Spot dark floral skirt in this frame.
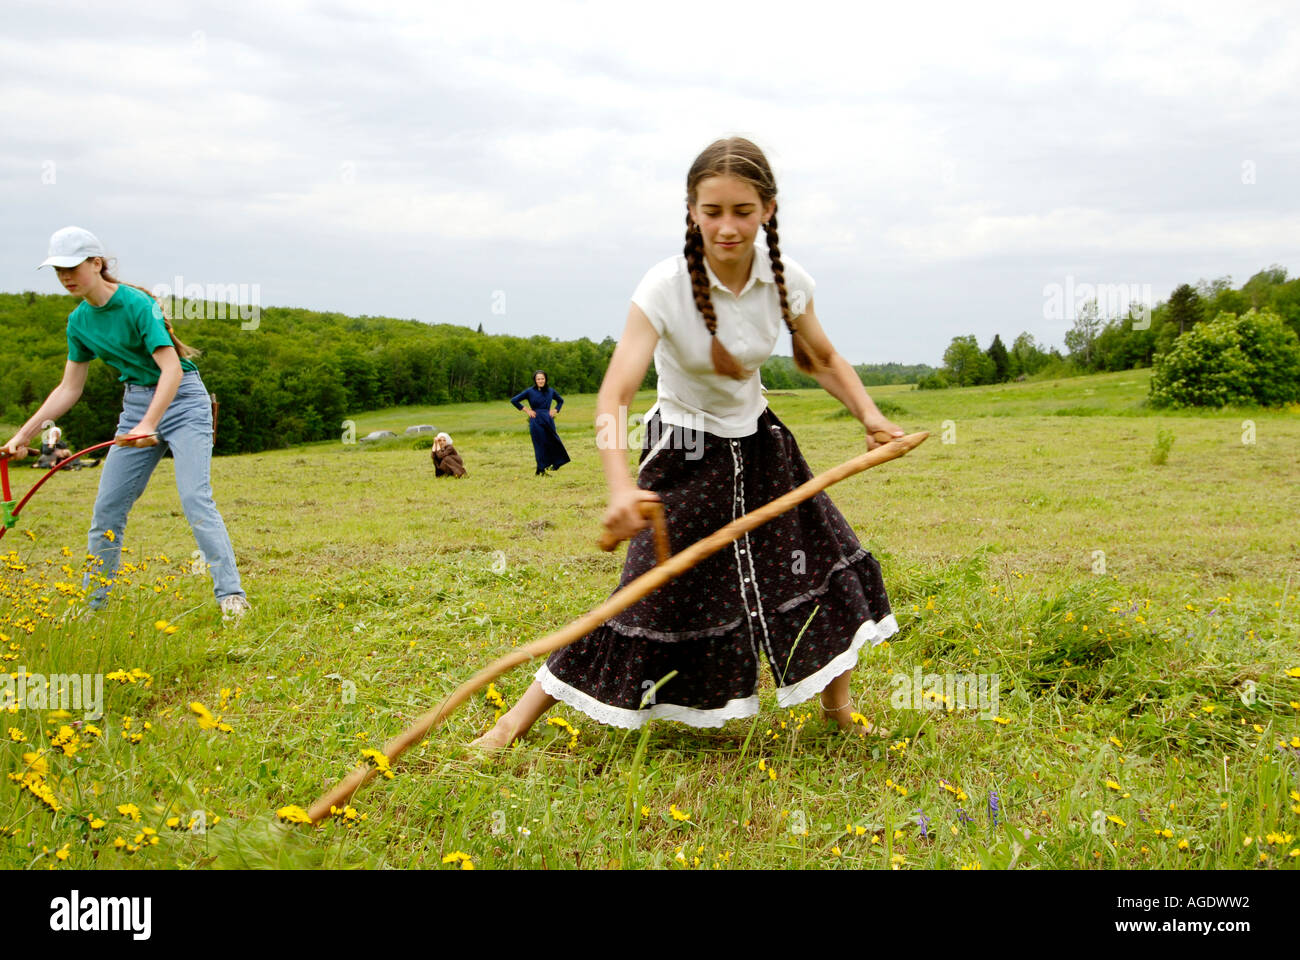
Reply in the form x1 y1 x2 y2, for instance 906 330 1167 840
536 408 896 728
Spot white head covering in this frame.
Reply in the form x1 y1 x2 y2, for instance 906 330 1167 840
40 226 106 268
435 432 452 445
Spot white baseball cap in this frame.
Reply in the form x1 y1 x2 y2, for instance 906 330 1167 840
39 226 105 269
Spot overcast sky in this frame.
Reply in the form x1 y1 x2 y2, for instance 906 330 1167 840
2 0 1296 366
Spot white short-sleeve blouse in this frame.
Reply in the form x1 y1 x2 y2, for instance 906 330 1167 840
631 245 815 438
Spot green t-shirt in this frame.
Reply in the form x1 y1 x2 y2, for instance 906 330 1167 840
66 284 199 385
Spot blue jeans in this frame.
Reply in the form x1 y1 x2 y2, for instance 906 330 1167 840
84 370 245 606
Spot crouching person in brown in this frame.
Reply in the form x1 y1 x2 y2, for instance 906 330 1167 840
432 432 466 478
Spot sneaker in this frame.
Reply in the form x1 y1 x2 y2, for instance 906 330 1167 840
219 594 252 623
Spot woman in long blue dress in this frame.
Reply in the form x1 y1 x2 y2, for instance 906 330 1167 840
510 371 571 476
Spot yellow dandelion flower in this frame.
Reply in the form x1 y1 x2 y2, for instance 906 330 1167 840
275 805 313 825
117 803 141 821
360 748 395 779
669 804 691 822
1107 815 1126 827
21 751 49 776
442 851 474 869
50 725 80 756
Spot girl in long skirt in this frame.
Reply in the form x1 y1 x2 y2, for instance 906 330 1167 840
474 138 903 746
1 227 250 621
510 371 571 475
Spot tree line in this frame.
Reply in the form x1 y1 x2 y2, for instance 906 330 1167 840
919 266 1300 392
0 292 935 454
0 294 622 454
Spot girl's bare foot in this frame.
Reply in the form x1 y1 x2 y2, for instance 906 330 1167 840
469 717 520 750
822 703 891 738
469 682 557 751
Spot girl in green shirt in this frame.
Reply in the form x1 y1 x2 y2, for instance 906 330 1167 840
2 227 250 622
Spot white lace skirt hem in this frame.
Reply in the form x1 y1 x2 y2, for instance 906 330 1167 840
536 611 899 728
536 664 760 730
774 613 899 709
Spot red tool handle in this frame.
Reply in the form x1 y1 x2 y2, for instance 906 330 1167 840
0 435 156 540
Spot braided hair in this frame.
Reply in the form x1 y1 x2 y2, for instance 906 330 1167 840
684 137 827 378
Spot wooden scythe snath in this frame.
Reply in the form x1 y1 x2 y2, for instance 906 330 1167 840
306 431 929 823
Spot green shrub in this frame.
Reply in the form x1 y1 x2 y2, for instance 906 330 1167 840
916 371 951 391
1150 428 1175 465
1148 308 1300 408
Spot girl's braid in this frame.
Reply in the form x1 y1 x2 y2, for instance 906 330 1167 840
684 212 748 378
684 212 717 336
764 213 817 372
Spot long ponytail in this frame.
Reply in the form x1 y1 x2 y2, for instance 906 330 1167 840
99 261 201 360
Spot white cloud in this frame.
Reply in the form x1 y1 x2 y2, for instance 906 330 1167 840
1 0 1297 365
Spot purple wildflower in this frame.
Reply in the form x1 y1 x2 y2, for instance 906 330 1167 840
915 809 930 838
988 790 1001 827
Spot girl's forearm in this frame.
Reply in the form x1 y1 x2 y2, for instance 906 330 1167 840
812 352 883 425
16 386 82 445
137 366 182 428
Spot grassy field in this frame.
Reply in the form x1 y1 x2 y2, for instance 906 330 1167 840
2 368 1298 869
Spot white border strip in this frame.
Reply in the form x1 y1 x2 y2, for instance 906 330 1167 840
537 664 759 730
774 613 900 709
